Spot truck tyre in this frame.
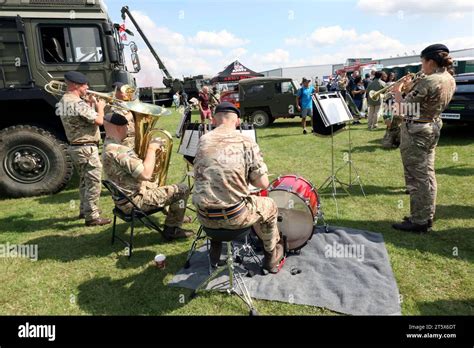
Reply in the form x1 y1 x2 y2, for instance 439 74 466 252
251 110 271 128
0 125 73 198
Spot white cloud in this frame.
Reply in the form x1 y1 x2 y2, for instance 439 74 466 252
309 26 357 45
130 11 186 46
253 48 290 65
188 30 250 48
285 26 404 53
357 0 474 17
227 47 248 60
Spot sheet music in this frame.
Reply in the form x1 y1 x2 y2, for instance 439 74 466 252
237 129 257 143
313 93 352 127
178 130 201 156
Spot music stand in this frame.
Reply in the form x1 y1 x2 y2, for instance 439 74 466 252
314 92 366 214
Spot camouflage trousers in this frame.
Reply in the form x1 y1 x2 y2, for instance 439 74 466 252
68 145 102 221
400 119 442 224
124 183 190 227
381 116 402 148
197 196 280 253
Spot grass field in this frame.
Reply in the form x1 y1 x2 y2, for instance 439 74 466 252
0 110 473 315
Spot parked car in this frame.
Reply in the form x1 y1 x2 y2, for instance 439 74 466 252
238 77 300 127
441 73 474 123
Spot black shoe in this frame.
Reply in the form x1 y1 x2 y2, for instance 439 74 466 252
392 220 430 233
85 217 111 226
403 216 433 228
352 120 361 125
209 240 223 266
404 189 410 194
303 129 307 134
162 226 194 241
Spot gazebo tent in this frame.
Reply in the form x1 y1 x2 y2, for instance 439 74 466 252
211 60 263 84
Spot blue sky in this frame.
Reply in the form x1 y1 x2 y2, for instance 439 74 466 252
103 0 474 86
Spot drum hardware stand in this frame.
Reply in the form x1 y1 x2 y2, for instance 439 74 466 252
315 209 329 233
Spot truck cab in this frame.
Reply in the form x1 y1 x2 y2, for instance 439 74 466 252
238 77 300 127
0 0 135 197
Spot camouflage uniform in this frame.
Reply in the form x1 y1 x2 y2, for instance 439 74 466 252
381 115 402 148
400 68 456 224
192 125 280 253
58 92 102 221
105 104 135 148
102 138 189 227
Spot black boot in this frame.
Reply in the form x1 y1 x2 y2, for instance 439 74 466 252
263 238 285 274
392 220 430 233
403 216 433 228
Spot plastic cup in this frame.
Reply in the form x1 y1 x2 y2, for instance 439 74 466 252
154 254 166 269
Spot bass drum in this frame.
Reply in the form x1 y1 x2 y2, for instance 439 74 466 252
260 175 320 252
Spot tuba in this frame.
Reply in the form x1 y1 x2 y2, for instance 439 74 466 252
129 101 173 186
45 80 173 186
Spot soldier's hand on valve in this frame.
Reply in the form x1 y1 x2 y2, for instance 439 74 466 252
148 138 165 152
96 99 106 111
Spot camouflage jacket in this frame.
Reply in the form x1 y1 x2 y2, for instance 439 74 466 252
404 68 456 121
57 93 100 143
102 138 144 196
192 125 268 209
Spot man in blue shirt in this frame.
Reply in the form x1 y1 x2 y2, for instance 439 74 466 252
296 77 315 134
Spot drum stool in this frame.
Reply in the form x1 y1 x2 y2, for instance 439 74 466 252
189 226 260 316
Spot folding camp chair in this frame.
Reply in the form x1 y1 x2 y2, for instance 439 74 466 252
102 180 165 258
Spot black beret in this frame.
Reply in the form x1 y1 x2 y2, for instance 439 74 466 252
214 102 240 117
64 71 88 84
420 44 449 57
112 81 125 89
105 113 128 126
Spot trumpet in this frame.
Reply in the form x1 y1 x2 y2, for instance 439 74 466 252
369 71 424 102
44 80 136 105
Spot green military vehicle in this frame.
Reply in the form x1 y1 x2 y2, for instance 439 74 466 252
139 74 211 106
238 77 301 127
0 0 141 197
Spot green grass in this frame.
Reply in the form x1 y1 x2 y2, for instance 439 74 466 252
0 110 473 315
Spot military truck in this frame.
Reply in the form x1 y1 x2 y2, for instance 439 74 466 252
139 74 211 106
0 0 137 197
239 77 300 127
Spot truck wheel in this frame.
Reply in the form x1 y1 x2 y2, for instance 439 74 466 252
251 110 271 128
0 125 73 198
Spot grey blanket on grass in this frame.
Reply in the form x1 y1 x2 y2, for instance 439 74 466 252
169 226 401 315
